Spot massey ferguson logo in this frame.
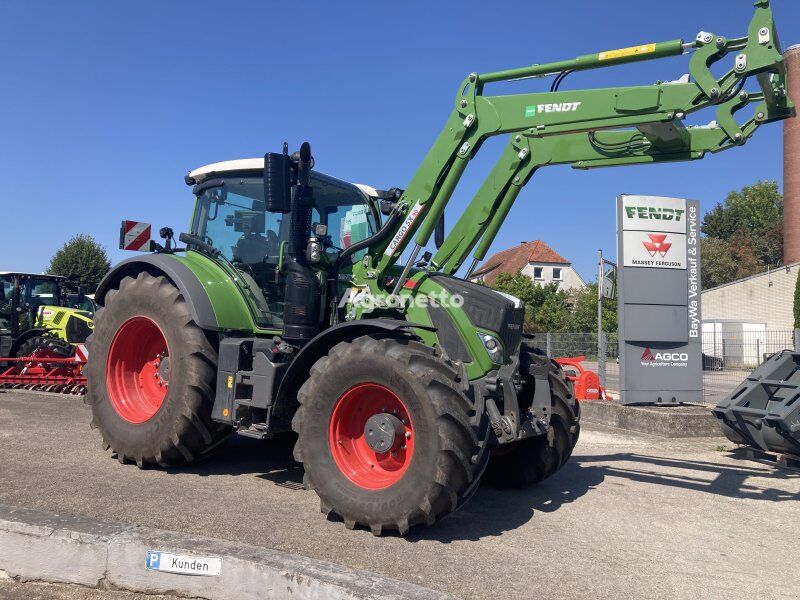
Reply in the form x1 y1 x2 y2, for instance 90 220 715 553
641 347 689 367
642 233 672 258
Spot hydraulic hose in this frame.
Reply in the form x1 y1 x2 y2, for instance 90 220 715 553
328 210 403 323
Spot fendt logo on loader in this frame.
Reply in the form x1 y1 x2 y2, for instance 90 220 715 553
525 101 582 118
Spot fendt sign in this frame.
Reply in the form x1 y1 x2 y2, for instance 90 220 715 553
616 195 702 404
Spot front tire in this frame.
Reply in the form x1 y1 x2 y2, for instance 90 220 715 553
292 335 489 536
15 335 74 358
86 272 229 467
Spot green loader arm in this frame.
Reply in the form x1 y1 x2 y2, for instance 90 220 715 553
433 83 788 276
351 0 793 296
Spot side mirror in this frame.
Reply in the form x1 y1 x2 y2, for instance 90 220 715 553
434 215 445 249
264 152 292 213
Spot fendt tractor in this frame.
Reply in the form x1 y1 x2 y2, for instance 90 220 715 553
86 2 793 534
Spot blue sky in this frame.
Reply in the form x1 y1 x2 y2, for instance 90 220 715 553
2 1 798 281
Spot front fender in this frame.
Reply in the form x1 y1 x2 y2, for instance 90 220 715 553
9 328 51 356
273 319 435 423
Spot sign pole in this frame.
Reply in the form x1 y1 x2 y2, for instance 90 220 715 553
597 249 606 387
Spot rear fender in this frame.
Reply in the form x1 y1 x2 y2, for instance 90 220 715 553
9 328 51 357
95 254 219 330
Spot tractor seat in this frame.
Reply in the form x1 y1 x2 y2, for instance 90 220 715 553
233 232 279 265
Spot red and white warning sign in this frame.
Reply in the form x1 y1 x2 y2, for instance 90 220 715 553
120 220 152 251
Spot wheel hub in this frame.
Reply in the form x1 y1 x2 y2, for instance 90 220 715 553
328 383 414 490
364 413 405 454
105 316 169 424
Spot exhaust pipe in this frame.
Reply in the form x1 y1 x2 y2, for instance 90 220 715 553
281 142 321 346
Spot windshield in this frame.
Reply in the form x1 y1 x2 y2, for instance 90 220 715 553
26 278 61 309
67 294 96 313
190 171 377 329
191 172 377 263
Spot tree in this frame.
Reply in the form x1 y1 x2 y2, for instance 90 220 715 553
702 180 783 267
534 291 571 332
47 234 111 293
700 237 737 289
795 269 800 329
569 283 617 334
700 232 761 290
490 272 549 308
489 273 570 332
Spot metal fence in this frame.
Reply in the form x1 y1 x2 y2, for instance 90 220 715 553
529 332 620 399
700 328 796 404
534 329 797 404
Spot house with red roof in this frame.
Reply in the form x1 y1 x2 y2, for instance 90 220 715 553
469 240 586 290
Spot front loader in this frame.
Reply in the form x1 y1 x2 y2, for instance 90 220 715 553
86 1 793 535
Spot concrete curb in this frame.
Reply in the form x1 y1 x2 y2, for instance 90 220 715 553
0 505 452 600
580 401 723 438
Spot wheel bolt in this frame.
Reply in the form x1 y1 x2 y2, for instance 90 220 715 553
405 432 411 439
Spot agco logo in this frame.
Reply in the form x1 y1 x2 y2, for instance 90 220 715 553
525 102 582 118
642 233 672 258
641 347 689 365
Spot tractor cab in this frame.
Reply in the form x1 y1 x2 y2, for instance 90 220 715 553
0 272 94 358
186 159 381 329
0 272 63 339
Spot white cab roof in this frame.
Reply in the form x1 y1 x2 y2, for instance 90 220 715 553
189 158 378 198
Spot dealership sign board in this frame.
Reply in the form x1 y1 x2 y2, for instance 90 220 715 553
616 195 702 404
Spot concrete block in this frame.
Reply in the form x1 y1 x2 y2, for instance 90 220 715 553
580 401 723 438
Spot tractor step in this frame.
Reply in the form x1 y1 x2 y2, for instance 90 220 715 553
236 423 271 440
713 350 800 458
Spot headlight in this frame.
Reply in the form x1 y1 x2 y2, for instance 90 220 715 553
478 333 503 363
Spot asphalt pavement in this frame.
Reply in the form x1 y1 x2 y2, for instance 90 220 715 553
1 391 798 599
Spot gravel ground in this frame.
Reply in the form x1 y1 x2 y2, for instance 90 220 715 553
0 390 798 599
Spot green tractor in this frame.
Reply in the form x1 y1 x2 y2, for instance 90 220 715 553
87 1 793 534
0 272 95 360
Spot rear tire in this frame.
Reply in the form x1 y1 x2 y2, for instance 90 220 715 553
86 272 230 467
483 344 580 488
292 335 489 535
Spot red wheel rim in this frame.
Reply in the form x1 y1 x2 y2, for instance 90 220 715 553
328 383 414 490
105 316 169 424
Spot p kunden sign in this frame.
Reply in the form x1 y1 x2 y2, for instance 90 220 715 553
616 195 702 404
